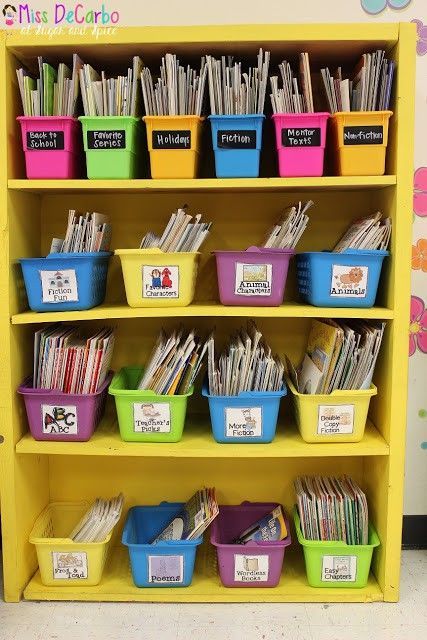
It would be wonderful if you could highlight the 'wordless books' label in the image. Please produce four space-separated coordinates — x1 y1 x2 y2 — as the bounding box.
152 130 191 149
330 264 368 298
26 131 64 150
40 269 79 303
234 263 273 296
42 404 78 435
321 555 357 582
52 551 88 580
225 406 262 438
234 554 269 582
217 130 256 149
87 130 126 149
343 125 383 145
317 404 354 435
142 265 179 298
281 127 321 147
148 555 184 584
133 402 171 433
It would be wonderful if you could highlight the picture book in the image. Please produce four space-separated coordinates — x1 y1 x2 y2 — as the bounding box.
151 488 219 542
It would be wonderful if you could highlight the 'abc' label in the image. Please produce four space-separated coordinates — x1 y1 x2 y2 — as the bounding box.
42 404 78 435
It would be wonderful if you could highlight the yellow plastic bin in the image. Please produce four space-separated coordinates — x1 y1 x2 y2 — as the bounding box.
29 502 112 586
115 248 200 307
287 378 377 443
143 115 204 179
330 111 392 176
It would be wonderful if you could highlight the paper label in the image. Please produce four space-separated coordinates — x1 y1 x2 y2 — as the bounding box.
217 130 256 149
52 551 88 580
87 130 126 149
148 555 184 584
133 402 171 433
152 130 191 149
234 554 269 582
343 125 383 145
234 263 273 296
142 265 179 298
225 406 262 438
26 131 64 150
330 265 368 298
42 404 78 435
317 404 354 435
281 127 321 147
321 555 357 582
40 269 79 303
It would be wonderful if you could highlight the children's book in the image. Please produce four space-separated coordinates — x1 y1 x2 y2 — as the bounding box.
151 488 219 542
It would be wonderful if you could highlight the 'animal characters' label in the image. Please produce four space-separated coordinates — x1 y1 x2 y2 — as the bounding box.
317 404 354 435
52 551 88 580
321 555 357 582
142 265 179 298
281 127 321 147
225 406 262 438
343 125 383 145
133 402 171 433
217 130 256 149
40 269 79 303
26 131 64 150
148 555 184 583
330 265 368 298
234 263 272 296
234 554 269 582
87 130 126 149
42 405 78 435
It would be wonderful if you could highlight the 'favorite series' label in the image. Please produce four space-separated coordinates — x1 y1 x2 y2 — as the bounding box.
224 406 262 438
152 130 191 149
217 130 256 149
52 551 88 580
343 125 383 145
317 404 354 435
133 402 171 433
321 555 357 582
42 404 78 435
26 131 64 150
330 264 368 298
148 555 184 583
40 269 79 303
281 127 321 147
234 263 273 296
87 130 126 149
234 554 269 582
142 265 179 298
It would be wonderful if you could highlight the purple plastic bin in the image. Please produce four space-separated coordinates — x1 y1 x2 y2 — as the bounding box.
211 502 292 588
17 116 80 179
213 246 295 307
17 372 112 442
272 112 329 177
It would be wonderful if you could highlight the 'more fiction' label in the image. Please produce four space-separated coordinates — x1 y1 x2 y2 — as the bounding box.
224 406 262 438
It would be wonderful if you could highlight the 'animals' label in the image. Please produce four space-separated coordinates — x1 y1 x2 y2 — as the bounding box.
87 130 126 149
234 263 272 296
281 127 321 147
234 554 269 582
225 406 262 438
317 404 354 435
148 555 184 583
321 555 357 582
42 405 78 435
142 265 179 298
40 269 79 303
26 131 64 150
52 551 88 580
343 126 383 145
217 130 256 149
330 264 368 298
133 402 171 433
152 130 191 149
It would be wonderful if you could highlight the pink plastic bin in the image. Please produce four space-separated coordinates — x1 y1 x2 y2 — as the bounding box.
17 116 80 179
213 246 295 306
17 372 112 442
211 502 292 588
272 112 329 177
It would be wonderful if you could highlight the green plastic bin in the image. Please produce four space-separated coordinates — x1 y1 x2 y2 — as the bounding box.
108 367 192 443
79 116 140 179
294 508 380 589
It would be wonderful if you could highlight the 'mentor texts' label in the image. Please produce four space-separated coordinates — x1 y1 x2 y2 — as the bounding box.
281 127 321 147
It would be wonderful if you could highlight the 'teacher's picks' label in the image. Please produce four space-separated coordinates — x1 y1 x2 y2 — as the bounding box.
234 263 272 296
224 406 262 438
234 554 269 582
317 404 354 435
142 265 179 298
42 405 78 435
148 555 184 583
330 265 368 298
40 269 79 303
321 555 357 582
52 551 88 580
133 403 171 433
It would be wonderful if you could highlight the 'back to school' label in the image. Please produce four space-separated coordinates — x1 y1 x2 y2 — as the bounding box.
343 125 383 145
142 265 179 298
321 555 357 582
26 131 65 150
40 269 79 303
317 404 354 435
330 264 368 298
234 554 269 582
133 402 171 433
152 130 191 149
52 551 88 580
148 555 184 583
281 127 321 147
217 130 257 149
42 404 78 435
224 406 262 438
87 130 126 149
234 263 273 296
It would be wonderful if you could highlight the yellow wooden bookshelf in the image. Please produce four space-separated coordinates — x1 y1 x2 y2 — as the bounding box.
0 23 415 603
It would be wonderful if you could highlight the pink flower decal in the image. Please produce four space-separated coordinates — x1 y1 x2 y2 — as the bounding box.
412 19 427 56
414 168 427 217
409 295 427 356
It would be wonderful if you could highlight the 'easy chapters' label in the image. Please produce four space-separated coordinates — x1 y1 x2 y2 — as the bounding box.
321 555 357 582
343 126 383 145
281 127 321 147
26 131 64 150
217 130 256 149
87 130 126 149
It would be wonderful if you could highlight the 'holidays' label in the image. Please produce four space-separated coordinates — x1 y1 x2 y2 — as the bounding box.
152 130 191 149
234 554 269 582
317 404 354 435
281 127 321 147
87 130 126 149
142 265 179 298
148 555 184 583
40 269 78 303
343 126 383 145
26 131 64 150
321 555 357 582
42 405 78 435
225 406 262 438
330 265 368 298
133 402 171 433
217 130 256 149
234 263 272 296
52 551 88 580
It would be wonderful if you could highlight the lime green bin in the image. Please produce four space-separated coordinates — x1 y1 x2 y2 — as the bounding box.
294 508 380 589
79 116 140 179
108 367 192 443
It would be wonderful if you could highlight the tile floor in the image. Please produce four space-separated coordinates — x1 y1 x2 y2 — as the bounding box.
0 550 426 640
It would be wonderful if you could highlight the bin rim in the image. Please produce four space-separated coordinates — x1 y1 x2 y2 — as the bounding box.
285 375 377 399
20 251 112 263
114 248 200 257
17 115 79 122
331 110 393 118
121 503 203 548
271 112 330 119
297 249 389 257
78 115 139 122
143 114 205 122
202 381 287 400
208 113 266 120
293 506 380 549
108 366 194 399
18 370 113 397
213 246 295 257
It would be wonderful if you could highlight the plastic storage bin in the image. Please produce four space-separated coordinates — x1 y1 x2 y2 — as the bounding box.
330 111 393 176
208 114 265 178
202 383 286 443
18 372 113 442
79 115 140 179
272 112 329 177
109 367 193 443
17 116 80 179
287 378 377 443
143 115 204 178
20 251 111 312
115 248 200 308
296 249 389 308
213 246 295 307
29 502 113 586
211 502 292 587
122 502 203 587
294 509 380 589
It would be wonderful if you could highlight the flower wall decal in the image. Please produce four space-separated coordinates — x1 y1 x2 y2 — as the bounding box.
413 168 427 218
409 296 427 356
361 0 412 15
412 239 427 272
412 19 427 56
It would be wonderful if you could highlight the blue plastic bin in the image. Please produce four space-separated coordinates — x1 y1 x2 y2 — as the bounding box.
122 502 203 588
20 251 112 312
296 249 389 308
202 383 286 443
208 114 265 178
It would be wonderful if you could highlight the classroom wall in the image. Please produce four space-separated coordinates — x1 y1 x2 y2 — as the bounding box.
2 0 426 515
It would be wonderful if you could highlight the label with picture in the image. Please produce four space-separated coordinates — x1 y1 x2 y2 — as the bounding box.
148 555 184 584
133 402 171 433
234 554 269 582
142 265 179 298
234 263 272 296
317 404 355 435
321 555 357 582
40 269 79 303
330 265 368 298
42 404 78 435
224 406 262 438
52 551 88 580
